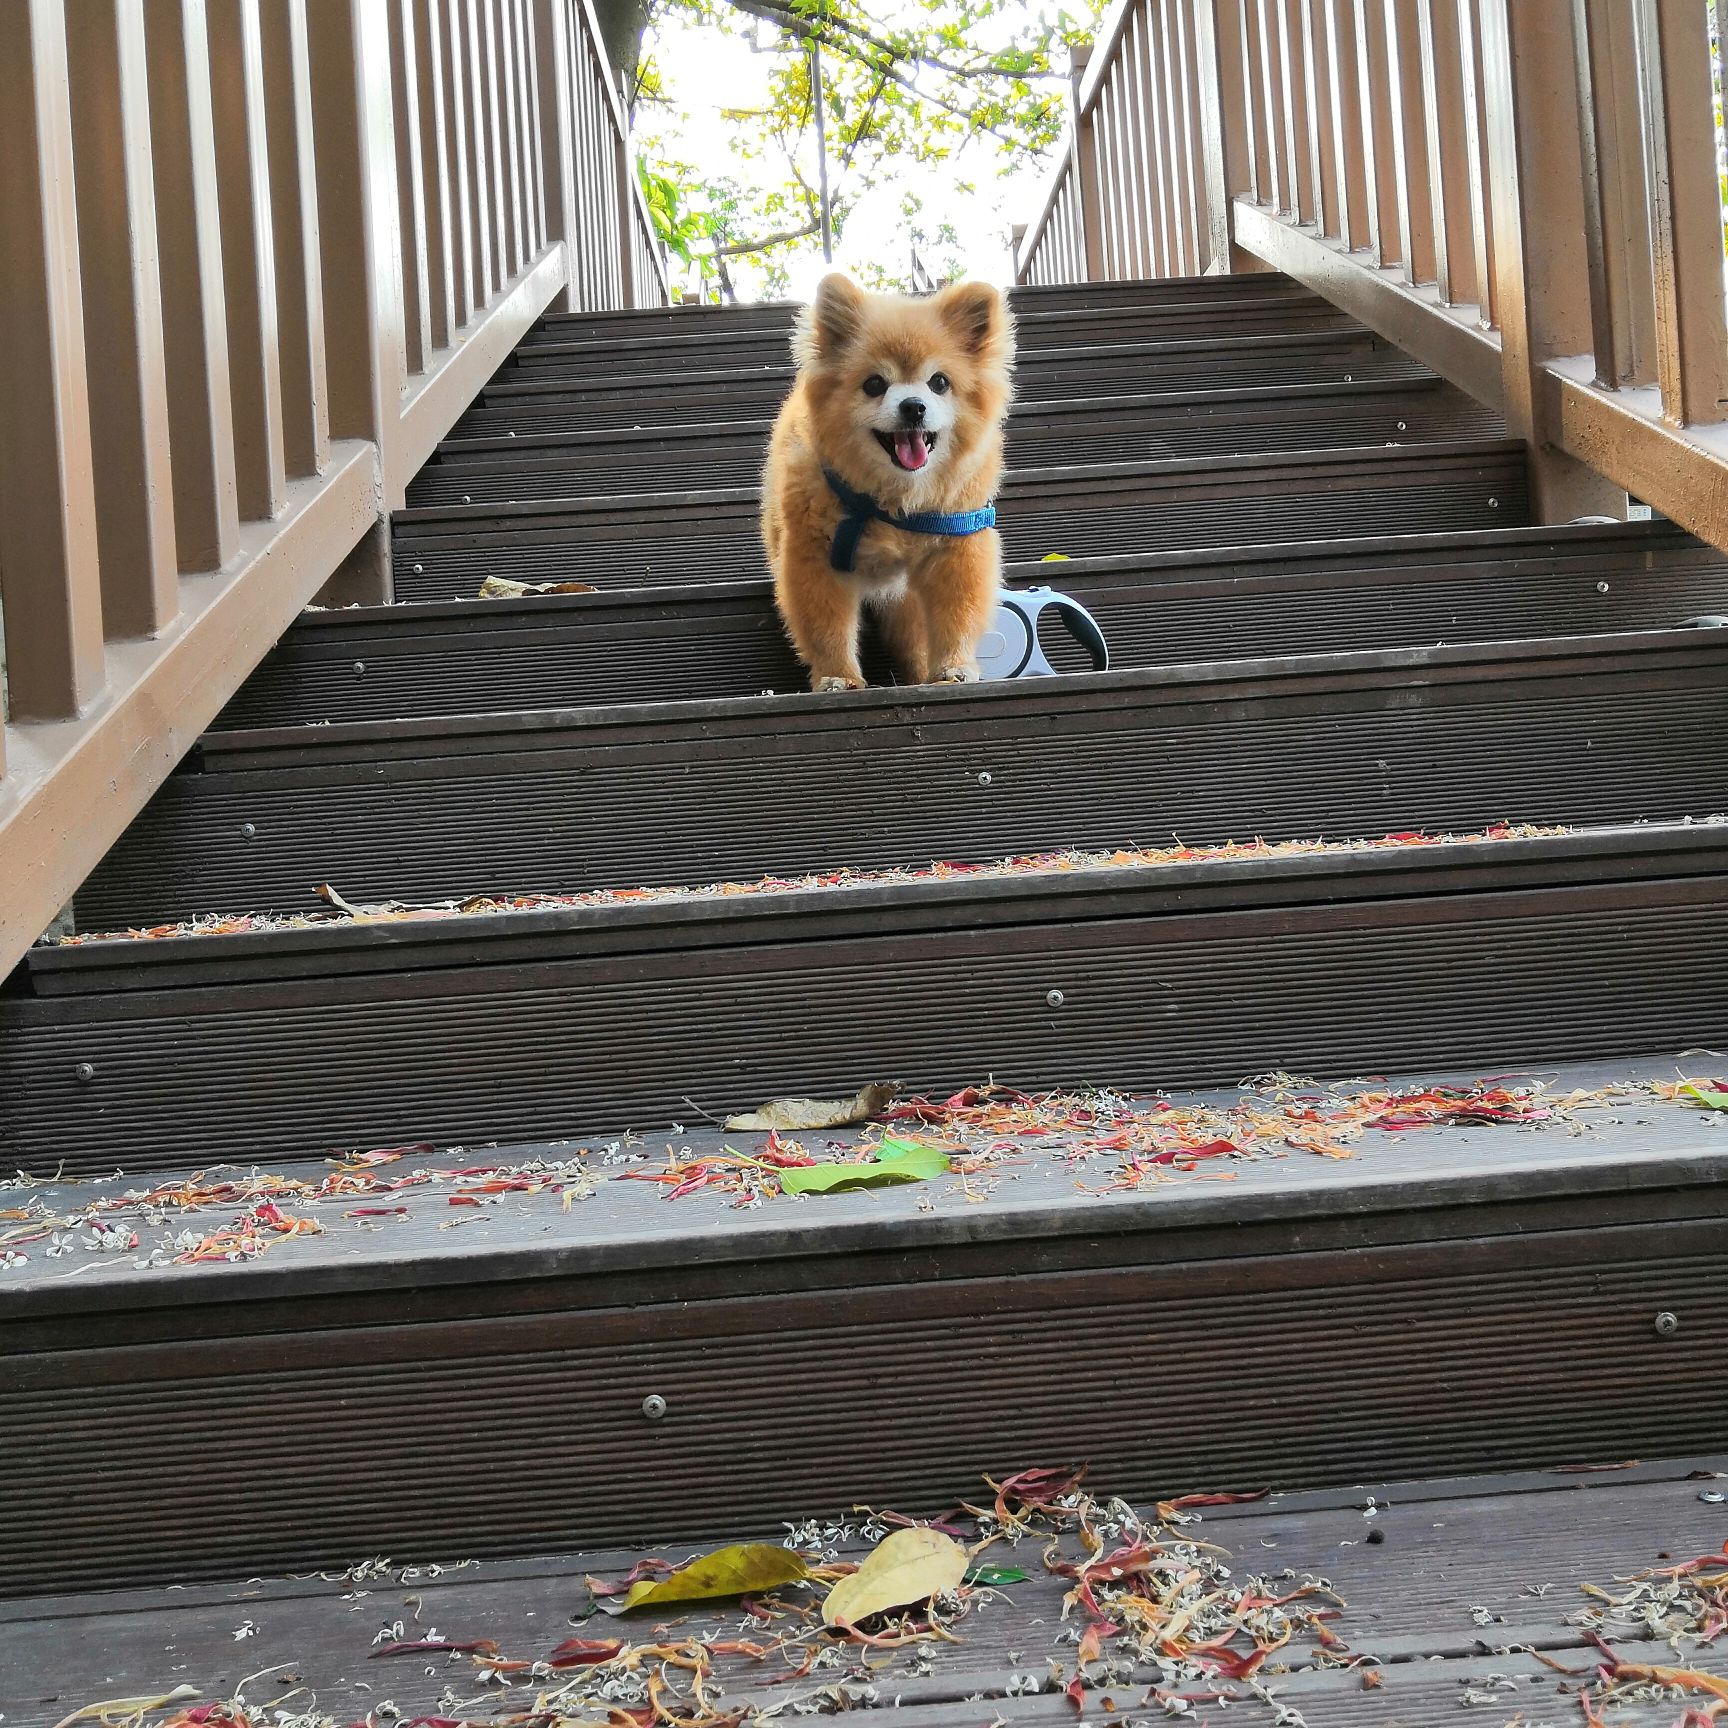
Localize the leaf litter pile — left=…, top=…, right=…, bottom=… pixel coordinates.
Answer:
left=44, top=1475, right=1728, bottom=1728
left=49, top=825, right=1569, bottom=947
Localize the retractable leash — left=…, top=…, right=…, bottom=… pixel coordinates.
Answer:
left=975, top=586, right=1111, bottom=680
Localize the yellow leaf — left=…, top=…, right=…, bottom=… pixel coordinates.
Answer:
left=1039, top=553, right=1072, bottom=562
left=821, top=1527, right=968, bottom=1627
left=724, top=1082, right=899, bottom=1133
left=598, top=1543, right=812, bottom=1614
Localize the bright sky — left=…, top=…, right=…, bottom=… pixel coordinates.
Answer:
left=633, top=2, right=1087, bottom=300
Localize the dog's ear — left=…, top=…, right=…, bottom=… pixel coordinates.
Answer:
left=795, top=273, right=867, bottom=365
left=934, top=280, right=1012, bottom=361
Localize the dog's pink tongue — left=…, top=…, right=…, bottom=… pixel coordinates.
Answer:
left=894, top=432, right=929, bottom=471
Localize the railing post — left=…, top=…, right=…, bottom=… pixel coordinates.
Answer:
left=65, top=0, right=180, bottom=640
left=0, top=0, right=106, bottom=723
left=1193, top=0, right=1257, bottom=272
left=535, top=0, right=580, bottom=312
left=615, top=123, right=638, bottom=308
left=1476, top=0, right=1626, bottom=521
left=1069, top=44, right=1105, bottom=280
left=305, top=0, right=405, bottom=588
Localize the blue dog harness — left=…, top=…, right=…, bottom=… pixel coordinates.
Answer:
left=823, top=469, right=996, bottom=573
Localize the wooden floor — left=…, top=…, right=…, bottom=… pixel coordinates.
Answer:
left=4, top=1462, right=1725, bottom=1726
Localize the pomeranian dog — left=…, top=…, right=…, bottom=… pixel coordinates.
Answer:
left=762, top=274, right=1014, bottom=691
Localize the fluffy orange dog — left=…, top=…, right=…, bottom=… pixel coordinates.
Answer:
left=762, top=274, right=1014, bottom=691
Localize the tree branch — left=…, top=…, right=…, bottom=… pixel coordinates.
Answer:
left=731, top=0, right=1065, bottom=84
left=725, top=0, right=1028, bottom=147
left=712, top=217, right=821, bottom=256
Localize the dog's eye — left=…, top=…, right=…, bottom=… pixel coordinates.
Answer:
left=929, top=372, right=951, bottom=394
left=861, top=375, right=888, bottom=398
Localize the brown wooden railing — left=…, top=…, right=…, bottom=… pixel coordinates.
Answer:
left=0, top=0, right=666, bottom=971
left=1017, top=0, right=1728, bottom=535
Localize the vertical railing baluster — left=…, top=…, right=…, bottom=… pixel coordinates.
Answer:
left=1325, top=0, right=1370, bottom=249
left=65, top=0, right=180, bottom=638
left=460, top=0, right=494, bottom=306
left=1385, top=0, right=1434, bottom=284
left=260, top=0, right=330, bottom=475
left=1171, top=0, right=1208, bottom=271
left=1158, top=0, right=1195, bottom=269
left=1195, top=0, right=1252, bottom=271
left=415, top=0, right=456, bottom=350
left=1276, top=0, right=1311, bottom=223
left=1632, top=0, right=1728, bottom=427
left=1238, top=0, right=1269, bottom=204
left=440, top=0, right=476, bottom=327
left=1142, top=5, right=1174, bottom=273
left=388, top=0, right=432, bottom=375
left=1477, top=0, right=1625, bottom=518
left=145, top=0, right=240, bottom=574
left=1417, top=0, right=1472, bottom=306
left=491, top=0, right=525, bottom=276
left=1255, top=0, right=1289, bottom=213
left=517, top=0, right=547, bottom=253
left=1454, top=0, right=1497, bottom=327
left=1301, top=0, right=1333, bottom=237
left=0, top=0, right=107, bottom=722
left=1070, top=45, right=1106, bottom=279
left=1352, top=0, right=1398, bottom=266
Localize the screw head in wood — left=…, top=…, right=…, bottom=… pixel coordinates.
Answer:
left=1655, top=1311, right=1680, bottom=1338
left=642, top=1393, right=669, bottom=1419
left=73, top=1062, right=95, bottom=1083
left=1046, top=989, right=1065, bottom=1007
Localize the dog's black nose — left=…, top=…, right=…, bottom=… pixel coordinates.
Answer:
left=898, top=397, right=927, bottom=425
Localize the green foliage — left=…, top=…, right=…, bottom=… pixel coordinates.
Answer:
left=630, top=0, right=1098, bottom=296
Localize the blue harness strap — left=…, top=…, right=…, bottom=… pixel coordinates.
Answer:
left=823, top=469, right=996, bottom=573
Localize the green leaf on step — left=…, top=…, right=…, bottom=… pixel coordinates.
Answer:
left=779, top=1141, right=951, bottom=1196
left=594, top=1543, right=812, bottom=1614
left=966, top=1565, right=1030, bottom=1586
left=1680, top=1081, right=1728, bottom=1110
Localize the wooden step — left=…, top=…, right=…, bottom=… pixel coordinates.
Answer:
left=219, top=522, right=1728, bottom=728
left=1, top=1054, right=1723, bottom=1595
left=11, top=823, right=1728, bottom=1171
left=451, top=330, right=1430, bottom=437
left=407, top=376, right=1503, bottom=506
left=389, top=442, right=1530, bottom=602
left=76, top=629, right=1728, bottom=927
left=3, top=1036, right=1728, bottom=1589
left=525, top=271, right=1323, bottom=343
left=501, top=296, right=1357, bottom=380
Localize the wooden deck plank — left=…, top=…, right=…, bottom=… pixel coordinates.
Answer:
left=3, top=1467, right=1723, bottom=1725
left=3, top=1053, right=1723, bottom=1320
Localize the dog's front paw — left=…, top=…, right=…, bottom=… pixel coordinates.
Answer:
left=934, top=663, right=980, bottom=684
left=814, top=673, right=867, bottom=693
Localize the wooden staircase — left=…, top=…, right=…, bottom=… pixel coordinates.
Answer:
left=4, top=273, right=1728, bottom=1720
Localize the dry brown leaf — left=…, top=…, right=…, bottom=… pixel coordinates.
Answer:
left=724, top=1082, right=900, bottom=1133
left=477, top=575, right=597, bottom=598
left=821, top=1527, right=967, bottom=1627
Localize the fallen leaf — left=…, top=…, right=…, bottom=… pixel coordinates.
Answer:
left=477, top=575, right=598, bottom=598
left=725, top=1082, right=900, bottom=1133
left=593, top=1543, right=811, bottom=1614
left=1039, top=553, right=1072, bottom=562
left=1680, top=1081, right=1728, bottom=1110
left=780, top=1141, right=950, bottom=1196
left=821, top=1526, right=967, bottom=1627
left=966, top=1565, right=1030, bottom=1586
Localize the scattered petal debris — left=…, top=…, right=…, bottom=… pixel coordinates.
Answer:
left=50, top=825, right=1577, bottom=947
